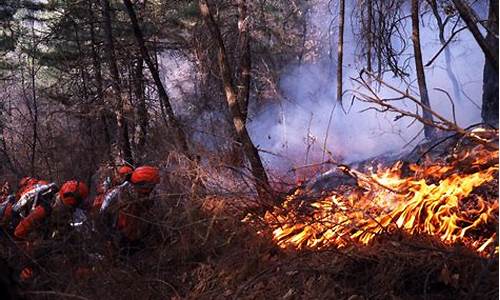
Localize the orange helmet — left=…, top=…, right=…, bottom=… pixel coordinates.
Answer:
left=118, top=165, right=134, bottom=176
left=130, top=166, right=160, bottom=194
left=59, top=180, right=89, bottom=207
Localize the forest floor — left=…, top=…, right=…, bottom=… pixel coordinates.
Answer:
left=3, top=134, right=499, bottom=300
left=12, top=193, right=498, bottom=300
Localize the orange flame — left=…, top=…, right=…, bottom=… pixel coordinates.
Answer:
left=263, top=143, right=499, bottom=254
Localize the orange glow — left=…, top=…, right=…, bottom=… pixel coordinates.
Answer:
left=262, top=143, right=499, bottom=255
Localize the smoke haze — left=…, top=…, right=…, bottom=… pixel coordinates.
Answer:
left=248, top=1, right=485, bottom=173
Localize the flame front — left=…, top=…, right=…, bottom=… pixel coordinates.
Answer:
left=263, top=143, right=499, bottom=254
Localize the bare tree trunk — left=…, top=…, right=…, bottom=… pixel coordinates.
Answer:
left=366, top=0, right=373, bottom=74
left=89, top=4, right=112, bottom=159
left=129, top=0, right=148, bottom=153
left=100, top=0, right=133, bottom=164
left=481, top=0, right=499, bottom=126
left=375, top=5, right=382, bottom=78
left=452, top=0, right=498, bottom=70
left=122, top=0, right=191, bottom=157
left=74, top=21, right=99, bottom=176
left=237, top=0, right=251, bottom=122
left=427, top=0, right=462, bottom=102
left=336, top=0, right=345, bottom=104
left=411, top=0, right=435, bottom=139
left=29, top=18, right=37, bottom=176
left=226, top=0, right=251, bottom=166
left=134, top=56, right=148, bottom=151
left=198, top=0, right=272, bottom=201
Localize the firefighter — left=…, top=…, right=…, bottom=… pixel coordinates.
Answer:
left=10, top=180, right=58, bottom=239
left=51, top=180, right=90, bottom=234
left=92, top=165, right=133, bottom=213
left=116, top=166, right=160, bottom=243
left=1, top=177, right=41, bottom=230
left=8, top=179, right=58, bottom=281
left=50, top=180, right=93, bottom=280
left=3, top=176, right=52, bottom=231
left=12, top=179, right=91, bottom=281
left=89, top=165, right=135, bottom=257
left=97, top=165, right=160, bottom=255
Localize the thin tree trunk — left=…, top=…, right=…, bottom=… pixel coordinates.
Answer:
left=411, top=0, right=435, bottom=139
left=366, top=0, right=373, bottom=74
left=134, top=56, right=148, bottom=151
left=226, top=0, right=251, bottom=166
left=237, top=0, right=251, bottom=122
left=481, top=0, right=499, bottom=126
left=198, top=0, right=272, bottom=202
left=74, top=20, right=98, bottom=175
left=336, top=0, right=345, bottom=104
left=427, top=0, right=462, bottom=102
left=122, top=0, right=191, bottom=156
left=74, top=24, right=89, bottom=102
left=89, top=4, right=112, bottom=159
left=375, top=5, right=382, bottom=78
left=89, top=2, right=104, bottom=104
left=100, top=0, right=134, bottom=164
left=30, top=19, right=37, bottom=176
left=452, top=0, right=498, bottom=70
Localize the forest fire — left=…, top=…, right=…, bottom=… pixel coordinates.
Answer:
left=262, top=141, right=499, bottom=255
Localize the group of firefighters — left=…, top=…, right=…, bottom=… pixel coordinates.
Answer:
left=0, top=164, right=161, bottom=281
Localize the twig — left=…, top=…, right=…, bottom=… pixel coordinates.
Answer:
left=352, top=70, right=498, bottom=150
left=433, top=88, right=457, bottom=125
left=425, top=26, right=468, bottom=67
left=144, top=278, right=181, bottom=298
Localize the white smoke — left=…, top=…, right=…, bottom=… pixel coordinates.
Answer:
left=248, top=1, right=485, bottom=173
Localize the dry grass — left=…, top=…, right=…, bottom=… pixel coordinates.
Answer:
left=0, top=151, right=498, bottom=300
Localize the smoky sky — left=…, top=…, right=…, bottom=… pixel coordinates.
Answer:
left=247, top=1, right=485, bottom=173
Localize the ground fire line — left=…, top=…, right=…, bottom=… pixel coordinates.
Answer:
left=254, top=136, right=499, bottom=255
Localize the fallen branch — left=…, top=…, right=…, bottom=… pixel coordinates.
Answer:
left=351, top=70, right=498, bottom=150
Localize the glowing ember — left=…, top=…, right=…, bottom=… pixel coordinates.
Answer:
left=262, top=143, right=499, bottom=254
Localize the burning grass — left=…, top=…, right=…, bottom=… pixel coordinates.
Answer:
left=1, top=135, right=498, bottom=299
left=258, top=140, right=498, bottom=255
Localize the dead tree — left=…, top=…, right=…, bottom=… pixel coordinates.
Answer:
left=411, top=0, right=435, bottom=139
left=482, top=0, right=498, bottom=126
left=100, top=0, right=133, bottom=164
left=122, top=0, right=192, bottom=157
left=337, top=0, right=345, bottom=104
left=198, top=0, right=273, bottom=202
left=451, top=0, right=498, bottom=70
left=451, top=0, right=498, bottom=126
left=236, top=0, right=251, bottom=122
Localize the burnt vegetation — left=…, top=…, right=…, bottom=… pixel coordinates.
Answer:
left=0, top=0, right=498, bottom=299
